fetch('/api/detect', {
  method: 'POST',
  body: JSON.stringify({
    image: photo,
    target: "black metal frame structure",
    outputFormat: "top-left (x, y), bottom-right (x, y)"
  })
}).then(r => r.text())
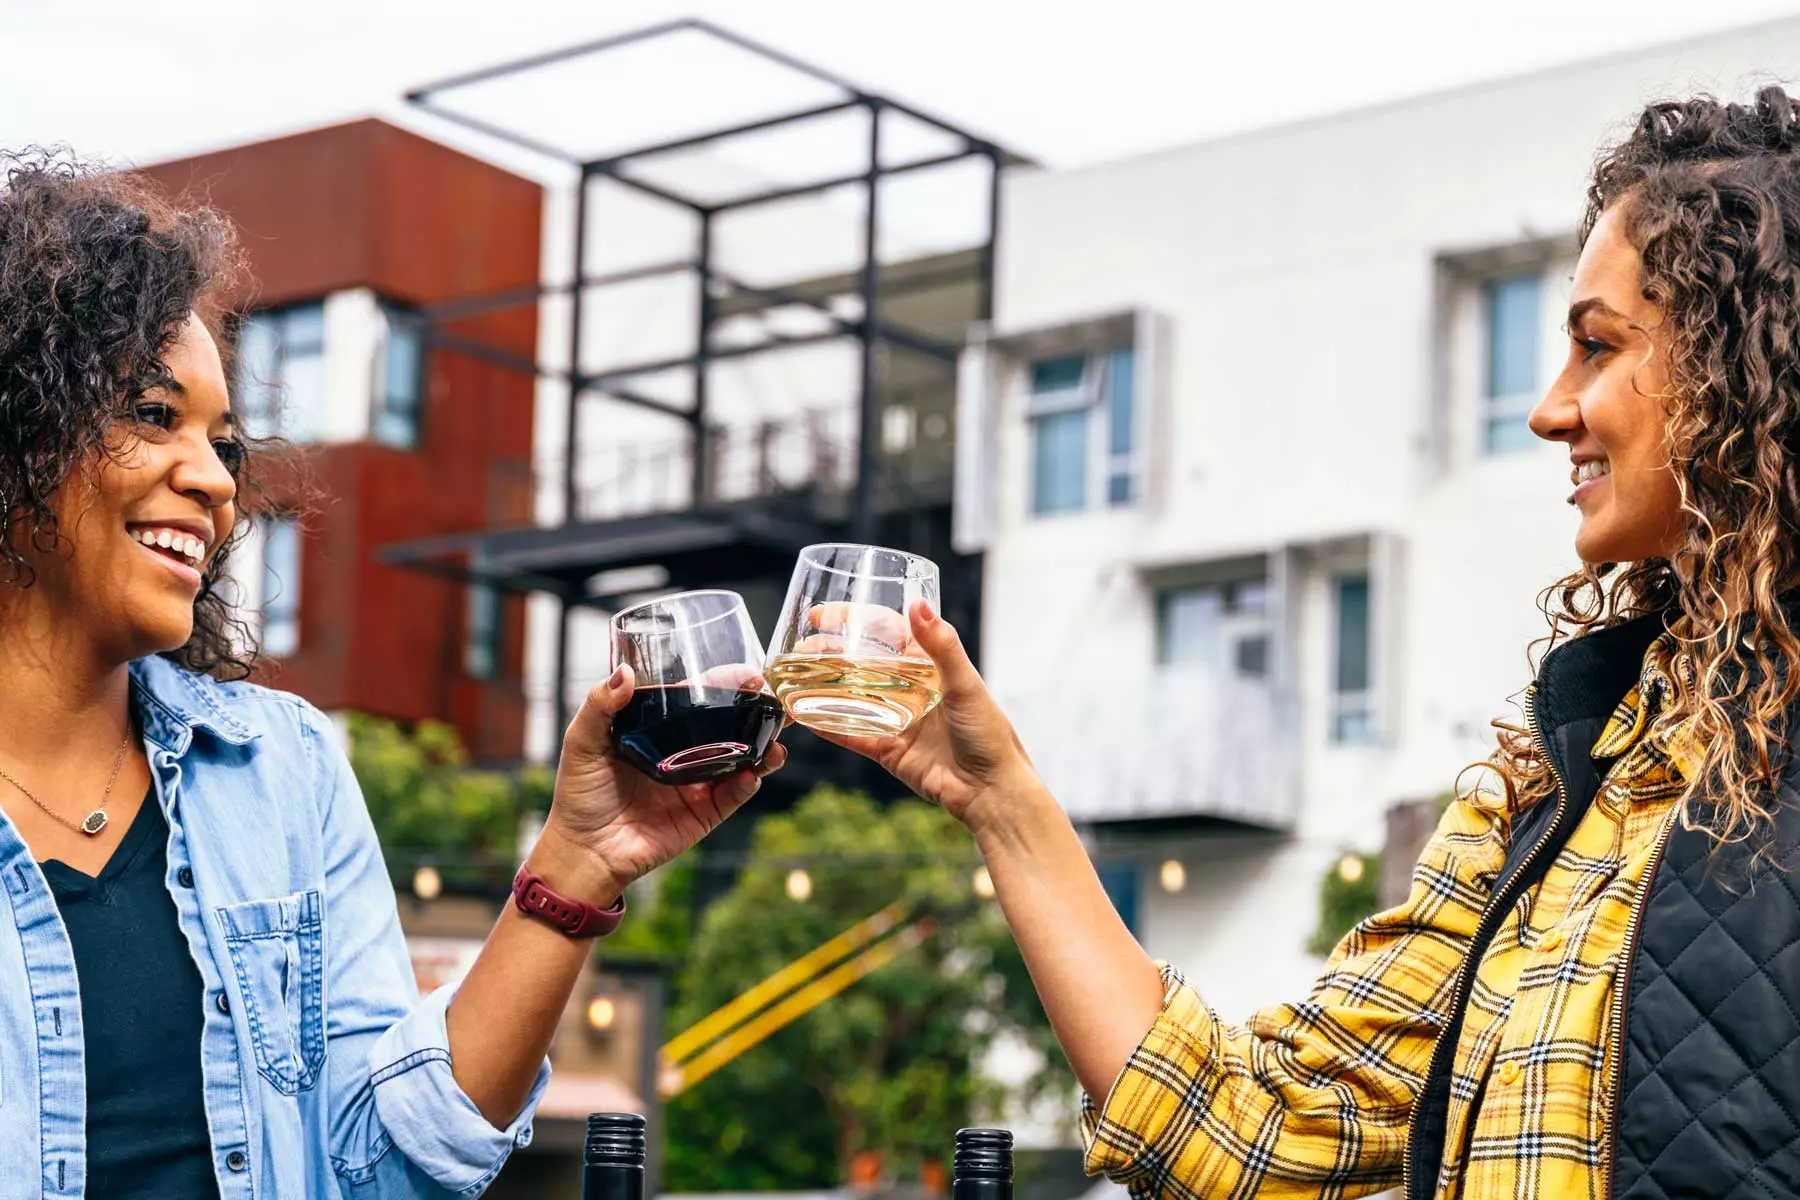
top-left (387, 19), bottom-right (1025, 736)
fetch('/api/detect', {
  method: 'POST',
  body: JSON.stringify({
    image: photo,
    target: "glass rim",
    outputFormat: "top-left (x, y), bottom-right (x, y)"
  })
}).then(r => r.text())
top-left (610, 588), bottom-right (751, 634)
top-left (796, 542), bottom-right (939, 583)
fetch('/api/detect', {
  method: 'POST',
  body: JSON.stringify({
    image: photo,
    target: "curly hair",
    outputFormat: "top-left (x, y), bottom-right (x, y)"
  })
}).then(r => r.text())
top-left (0, 150), bottom-right (260, 679)
top-left (1485, 85), bottom-right (1800, 854)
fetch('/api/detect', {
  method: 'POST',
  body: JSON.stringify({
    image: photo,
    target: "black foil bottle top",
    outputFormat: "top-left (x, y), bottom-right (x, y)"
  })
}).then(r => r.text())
top-left (953, 1128), bottom-right (1014, 1181)
top-left (585, 1112), bottom-right (647, 1167)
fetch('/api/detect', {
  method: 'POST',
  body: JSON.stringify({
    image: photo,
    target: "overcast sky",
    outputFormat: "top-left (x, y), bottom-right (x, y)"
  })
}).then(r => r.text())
top-left (5, 0), bottom-right (1800, 176)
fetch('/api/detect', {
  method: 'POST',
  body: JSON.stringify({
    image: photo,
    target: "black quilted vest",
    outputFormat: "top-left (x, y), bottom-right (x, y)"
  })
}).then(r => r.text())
top-left (1407, 614), bottom-right (1800, 1200)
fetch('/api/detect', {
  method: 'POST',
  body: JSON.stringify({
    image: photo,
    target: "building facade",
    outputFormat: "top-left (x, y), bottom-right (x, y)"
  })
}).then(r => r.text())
top-left (143, 119), bottom-right (540, 761)
top-left (957, 20), bottom-right (1800, 1039)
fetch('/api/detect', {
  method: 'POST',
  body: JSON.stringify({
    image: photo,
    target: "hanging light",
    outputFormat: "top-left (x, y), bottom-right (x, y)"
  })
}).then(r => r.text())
top-left (585, 996), bottom-right (618, 1031)
top-left (1336, 854), bottom-right (1367, 885)
top-left (785, 868), bottom-right (813, 901)
top-left (411, 865), bottom-right (442, 902)
top-left (1158, 859), bottom-right (1187, 894)
top-left (971, 866), bottom-right (995, 899)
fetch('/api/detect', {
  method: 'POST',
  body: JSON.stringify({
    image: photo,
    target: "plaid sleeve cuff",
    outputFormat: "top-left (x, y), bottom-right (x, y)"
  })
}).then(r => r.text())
top-left (1079, 962), bottom-right (1214, 1186)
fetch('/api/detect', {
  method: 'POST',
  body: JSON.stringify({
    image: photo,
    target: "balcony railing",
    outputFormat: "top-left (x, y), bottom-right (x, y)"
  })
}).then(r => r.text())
top-left (996, 668), bottom-right (1300, 830)
top-left (512, 403), bottom-right (955, 527)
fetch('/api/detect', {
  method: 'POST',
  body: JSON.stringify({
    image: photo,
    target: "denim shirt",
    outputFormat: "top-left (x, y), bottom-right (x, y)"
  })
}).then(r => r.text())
top-left (0, 656), bottom-right (549, 1198)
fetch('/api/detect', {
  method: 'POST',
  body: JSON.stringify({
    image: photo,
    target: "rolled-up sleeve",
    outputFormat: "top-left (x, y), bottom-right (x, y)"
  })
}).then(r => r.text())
top-left (303, 702), bottom-right (550, 1197)
top-left (368, 981), bottom-right (550, 1192)
top-left (1079, 798), bottom-right (1507, 1200)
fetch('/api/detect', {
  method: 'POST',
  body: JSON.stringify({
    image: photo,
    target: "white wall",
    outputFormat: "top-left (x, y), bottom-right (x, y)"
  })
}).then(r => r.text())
top-left (977, 21), bottom-right (1800, 1034)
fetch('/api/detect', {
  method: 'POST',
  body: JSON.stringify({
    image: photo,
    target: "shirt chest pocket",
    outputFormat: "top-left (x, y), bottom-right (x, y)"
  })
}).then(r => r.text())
top-left (216, 890), bottom-right (326, 1095)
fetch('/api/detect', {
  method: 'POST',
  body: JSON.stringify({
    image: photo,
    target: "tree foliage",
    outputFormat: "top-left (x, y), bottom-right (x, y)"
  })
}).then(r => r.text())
top-left (662, 787), bottom-right (1071, 1190)
top-left (344, 713), bottom-right (547, 861)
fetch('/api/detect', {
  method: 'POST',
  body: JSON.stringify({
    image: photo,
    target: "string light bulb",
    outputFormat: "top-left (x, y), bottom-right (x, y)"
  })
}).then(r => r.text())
top-left (411, 865), bottom-right (442, 902)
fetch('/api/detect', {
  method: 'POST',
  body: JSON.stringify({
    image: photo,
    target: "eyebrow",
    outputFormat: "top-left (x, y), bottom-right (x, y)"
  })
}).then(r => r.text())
top-left (1568, 297), bottom-right (1630, 327)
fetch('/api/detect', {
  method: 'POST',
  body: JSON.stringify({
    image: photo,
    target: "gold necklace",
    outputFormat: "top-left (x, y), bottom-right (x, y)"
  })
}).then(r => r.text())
top-left (0, 726), bottom-right (132, 836)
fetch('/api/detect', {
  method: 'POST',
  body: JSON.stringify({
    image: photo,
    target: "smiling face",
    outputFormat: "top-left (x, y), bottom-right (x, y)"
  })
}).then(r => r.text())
top-left (20, 315), bottom-right (241, 665)
top-left (1527, 206), bottom-right (1684, 565)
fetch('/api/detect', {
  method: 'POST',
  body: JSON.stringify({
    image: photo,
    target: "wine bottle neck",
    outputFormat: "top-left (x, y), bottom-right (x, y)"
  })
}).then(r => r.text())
top-left (953, 1178), bottom-right (1012, 1200)
top-left (582, 1162), bottom-right (645, 1200)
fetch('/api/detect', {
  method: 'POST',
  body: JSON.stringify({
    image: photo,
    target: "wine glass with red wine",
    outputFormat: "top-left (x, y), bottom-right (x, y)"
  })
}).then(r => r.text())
top-left (609, 590), bottom-right (783, 786)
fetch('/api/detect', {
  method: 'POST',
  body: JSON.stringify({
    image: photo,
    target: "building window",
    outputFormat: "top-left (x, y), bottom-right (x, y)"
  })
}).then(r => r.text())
top-left (1332, 574), bottom-right (1374, 743)
top-left (466, 583), bottom-right (502, 680)
top-left (1157, 578), bottom-right (1270, 679)
top-left (1482, 274), bottom-right (1541, 455)
top-left (1027, 347), bottom-right (1136, 516)
top-left (237, 302), bottom-right (326, 442)
top-left (375, 304), bottom-right (425, 450)
top-left (261, 516), bottom-right (302, 658)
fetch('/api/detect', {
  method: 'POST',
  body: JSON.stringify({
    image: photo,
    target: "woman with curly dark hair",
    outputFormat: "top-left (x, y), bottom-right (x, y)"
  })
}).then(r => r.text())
top-left (816, 87), bottom-right (1800, 1199)
top-left (0, 156), bottom-right (783, 1197)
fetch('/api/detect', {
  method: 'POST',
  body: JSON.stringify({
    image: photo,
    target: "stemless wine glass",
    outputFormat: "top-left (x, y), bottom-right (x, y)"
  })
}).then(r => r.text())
top-left (765, 544), bottom-right (943, 738)
top-left (608, 590), bottom-right (783, 785)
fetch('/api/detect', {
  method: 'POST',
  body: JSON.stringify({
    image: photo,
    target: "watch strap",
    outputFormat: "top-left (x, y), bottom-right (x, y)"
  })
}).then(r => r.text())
top-left (512, 863), bottom-right (626, 939)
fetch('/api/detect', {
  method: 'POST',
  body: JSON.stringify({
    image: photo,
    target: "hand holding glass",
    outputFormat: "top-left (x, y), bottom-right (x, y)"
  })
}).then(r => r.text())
top-left (766, 544), bottom-right (943, 738)
top-left (608, 590), bottom-right (783, 785)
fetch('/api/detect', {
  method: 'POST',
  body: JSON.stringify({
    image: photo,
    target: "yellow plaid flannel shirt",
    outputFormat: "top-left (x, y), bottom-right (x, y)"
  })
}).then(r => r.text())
top-left (1081, 635), bottom-right (1698, 1199)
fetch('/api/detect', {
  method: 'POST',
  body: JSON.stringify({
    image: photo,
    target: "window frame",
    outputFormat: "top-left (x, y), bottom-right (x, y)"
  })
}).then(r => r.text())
top-left (1480, 272), bottom-right (1544, 456)
top-left (1329, 572), bottom-right (1375, 744)
top-left (1155, 577), bottom-right (1272, 679)
top-left (260, 514), bottom-right (303, 659)
top-left (374, 301), bottom-right (427, 451)
top-left (235, 301), bottom-right (327, 443)
top-left (1024, 346), bottom-right (1139, 518)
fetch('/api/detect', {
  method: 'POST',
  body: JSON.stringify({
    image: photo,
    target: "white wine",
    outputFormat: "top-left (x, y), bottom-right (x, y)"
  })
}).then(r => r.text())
top-left (766, 654), bottom-right (942, 737)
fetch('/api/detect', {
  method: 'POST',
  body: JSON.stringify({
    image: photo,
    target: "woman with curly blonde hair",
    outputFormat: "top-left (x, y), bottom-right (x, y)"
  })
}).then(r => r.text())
top-left (822, 87), bottom-right (1800, 1198)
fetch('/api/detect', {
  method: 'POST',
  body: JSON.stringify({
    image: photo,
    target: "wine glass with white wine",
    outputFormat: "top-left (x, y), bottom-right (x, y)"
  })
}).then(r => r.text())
top-left (765, 544), bottom-right (943, 738)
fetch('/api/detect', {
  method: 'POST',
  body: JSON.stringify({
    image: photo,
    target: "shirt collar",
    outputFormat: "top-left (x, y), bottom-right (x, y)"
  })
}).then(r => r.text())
top-left (1589, 632), bottom-right (1703, 780)
top-left (129, 656), bottom-right (258, 757)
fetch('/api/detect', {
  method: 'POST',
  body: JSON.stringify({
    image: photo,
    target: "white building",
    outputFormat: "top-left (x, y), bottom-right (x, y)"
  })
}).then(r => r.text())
top-left (956, 18), bottom-right (1800, 1036)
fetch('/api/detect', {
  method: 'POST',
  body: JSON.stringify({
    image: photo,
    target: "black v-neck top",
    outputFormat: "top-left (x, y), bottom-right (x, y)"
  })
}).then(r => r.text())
top-left (42, 789), bottom-right (220, 1198)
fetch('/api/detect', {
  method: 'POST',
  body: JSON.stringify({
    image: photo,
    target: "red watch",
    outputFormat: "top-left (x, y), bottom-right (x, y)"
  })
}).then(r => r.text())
top-left (511, 864), bottom-right (626, 939)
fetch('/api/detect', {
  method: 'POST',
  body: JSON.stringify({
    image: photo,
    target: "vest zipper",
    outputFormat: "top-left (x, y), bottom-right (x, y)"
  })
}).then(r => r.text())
top-left (1600, 807), bottom-right (1676, 1199)
top-left (1402, 683), bottom-right (1569, 1200)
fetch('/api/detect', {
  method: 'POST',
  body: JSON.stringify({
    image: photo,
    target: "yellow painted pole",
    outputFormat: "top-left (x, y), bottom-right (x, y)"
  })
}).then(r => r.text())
top-left (662, 918), bottom-right (934, 1096)
top-left (659, 900), bottom-right (910, 1066)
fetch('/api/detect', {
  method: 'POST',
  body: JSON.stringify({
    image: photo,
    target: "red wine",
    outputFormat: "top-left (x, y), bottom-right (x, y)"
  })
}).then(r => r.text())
top-left (610, 685), bottom-right (782, 785)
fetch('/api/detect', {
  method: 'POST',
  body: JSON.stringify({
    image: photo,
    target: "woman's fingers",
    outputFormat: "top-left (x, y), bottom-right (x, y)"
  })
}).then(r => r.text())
top-left (907, 601), bottom-right (983, 697)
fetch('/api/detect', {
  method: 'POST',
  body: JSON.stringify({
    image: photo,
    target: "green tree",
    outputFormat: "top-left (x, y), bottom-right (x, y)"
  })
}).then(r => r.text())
top-left (662, 786), bottom-right (1071, 1191)
top-left (344, 713), bottom-right (531, 861)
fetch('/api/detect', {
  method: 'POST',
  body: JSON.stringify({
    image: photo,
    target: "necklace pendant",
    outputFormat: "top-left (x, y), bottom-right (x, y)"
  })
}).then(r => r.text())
top-left (80, 810), bottom-right (107, 836)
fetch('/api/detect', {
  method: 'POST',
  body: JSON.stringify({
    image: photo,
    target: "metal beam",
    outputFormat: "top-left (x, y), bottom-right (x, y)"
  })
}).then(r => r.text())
top-left (692, 212), bottom-right (715, 507)
top-left (705, 268), bottom-right (958, 364)
top-left (418, 259), bottom-right (695, 324)
top-left (709, 148), bottom-right (976, 214)
top-left (406, 98), bottom-right (585, 166)
top-left (589, 99), bottom-right (863, 169)
top-left (405, 17), bottom-right (703, 99)
top-left (564, 178), bottom-right (590, 523)
top-left (578, 328), bottom-right (847, 388)
top-left (853, 105), bottom-right (882, 542)
top-left (589, 164), bottom-right (706, 213)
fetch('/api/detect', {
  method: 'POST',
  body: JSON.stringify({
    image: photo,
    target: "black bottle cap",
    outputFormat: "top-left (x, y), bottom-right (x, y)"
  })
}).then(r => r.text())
top-left (953, 1128), bottom-right (1013, 1180)
top-left (585, 1113), bottom-right (647, 1167)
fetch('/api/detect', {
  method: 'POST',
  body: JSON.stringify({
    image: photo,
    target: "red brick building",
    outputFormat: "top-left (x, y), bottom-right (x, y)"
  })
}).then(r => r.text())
top-left (144, 120), bottom-right (539, 760)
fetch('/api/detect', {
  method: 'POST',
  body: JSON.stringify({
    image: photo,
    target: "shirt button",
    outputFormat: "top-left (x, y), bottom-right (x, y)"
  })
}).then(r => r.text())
top-left (226, 1149), bottom-right (248, 1172)
top-left (1541, 928), bottom-right (1564, 951)
top-left (176, 867), bottom-right (195, 888)
top-left (215, 992), bottom-right (231, 1016)
top-left (1498, 1060), bottom-right (1522, 1086)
